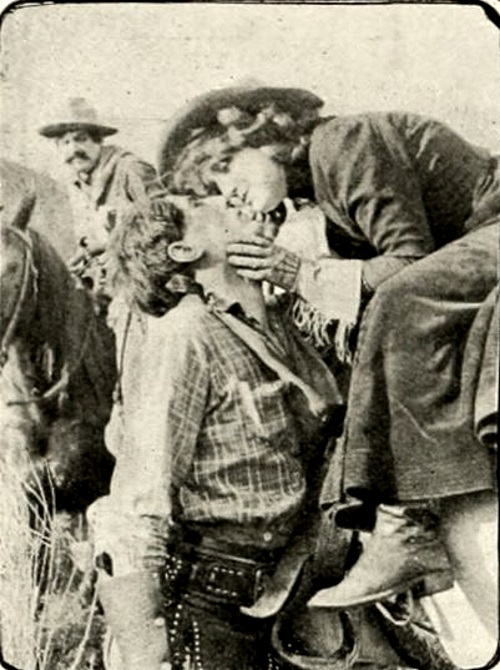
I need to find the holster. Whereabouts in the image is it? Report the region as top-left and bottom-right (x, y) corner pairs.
(98, 571), (169, 670)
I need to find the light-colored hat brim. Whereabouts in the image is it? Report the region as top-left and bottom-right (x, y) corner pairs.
(38, 122), (118, 138)
(158, 86), (324, 178)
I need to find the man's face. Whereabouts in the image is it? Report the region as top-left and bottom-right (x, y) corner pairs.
(183, 196), (283, 266)
(56, 130), (102, 177)
(211, 147), (287, 214)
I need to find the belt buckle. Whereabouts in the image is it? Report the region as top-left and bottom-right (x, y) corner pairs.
(192, 551), (269, 607)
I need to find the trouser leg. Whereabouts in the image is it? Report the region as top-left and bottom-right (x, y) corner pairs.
(343, 222), (499, 503)
(314, 224), (499, 609)
(166, 596), (274, 670)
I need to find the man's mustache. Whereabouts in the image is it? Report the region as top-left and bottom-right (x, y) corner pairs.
(66, 151), (90, 164)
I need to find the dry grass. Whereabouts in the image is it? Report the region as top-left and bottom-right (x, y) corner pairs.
(0, 459), (105, 670)
(0, 461), (36, 669)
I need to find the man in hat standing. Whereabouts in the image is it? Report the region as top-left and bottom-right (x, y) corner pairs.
(39, 97), (162, 302)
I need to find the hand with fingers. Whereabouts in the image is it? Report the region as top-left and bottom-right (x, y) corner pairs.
(226, 233), (301, 290)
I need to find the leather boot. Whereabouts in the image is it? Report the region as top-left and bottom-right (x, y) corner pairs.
(308, 504), (453, 609)
(98, 571), (169, 670)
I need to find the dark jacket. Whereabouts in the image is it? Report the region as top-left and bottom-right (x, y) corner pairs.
(309, 112), (492, 290)
(312, 114), (499, 503)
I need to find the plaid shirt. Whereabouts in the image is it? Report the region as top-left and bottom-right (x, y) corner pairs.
(168, 296), (308, 525)
(90, 293), (340, 574)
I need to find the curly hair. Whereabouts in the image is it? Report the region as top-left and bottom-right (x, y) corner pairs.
(167, 103), (319, 197)
(108, 201), (198, 316)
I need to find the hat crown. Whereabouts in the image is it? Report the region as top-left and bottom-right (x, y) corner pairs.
(38, 97), (117, 138)
(64, 97), (99, 124)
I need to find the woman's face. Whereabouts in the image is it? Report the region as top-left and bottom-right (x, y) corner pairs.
(211, 147), (287, 214)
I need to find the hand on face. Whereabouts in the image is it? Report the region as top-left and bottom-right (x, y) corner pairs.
(226, 233), (272, 278)
(178, 196), (279, 264)
(165, 193), (289, 286)
(226, 232), (287, 283)
(225, 202), (301, 288)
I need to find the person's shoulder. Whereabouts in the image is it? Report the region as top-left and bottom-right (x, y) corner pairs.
(104, 144), (155, 170)
(145, 294), (214, 359)
(313, 112), (384, 133)
(311, 113), (380, 152)
(150, 294), (208, 334)
(312, 111), (432, 139)
(311, 112), (442, 162)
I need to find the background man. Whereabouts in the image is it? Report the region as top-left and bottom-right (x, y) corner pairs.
(38, 97), (161, 300)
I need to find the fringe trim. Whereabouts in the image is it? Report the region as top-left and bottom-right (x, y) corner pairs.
(290, 297), (354, 365)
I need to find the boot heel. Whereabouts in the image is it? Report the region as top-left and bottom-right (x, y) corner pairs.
(413, 569), (454, 598)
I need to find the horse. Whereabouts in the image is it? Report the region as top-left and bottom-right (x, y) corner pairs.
(0, 219), (117, 510)
(0, 206), (117, 668)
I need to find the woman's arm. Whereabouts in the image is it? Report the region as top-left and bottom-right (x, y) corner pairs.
(311, 115), (436, 292)
(226, 235), (362, 323)
(228, 116), (435, 320)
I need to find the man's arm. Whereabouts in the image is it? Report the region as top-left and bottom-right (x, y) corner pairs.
(90, 307), (209, 669)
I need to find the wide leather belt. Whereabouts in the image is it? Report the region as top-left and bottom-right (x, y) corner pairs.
(165, 540), (280, 609)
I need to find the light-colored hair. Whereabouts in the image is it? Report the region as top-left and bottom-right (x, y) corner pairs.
(167, 103), (319, 197)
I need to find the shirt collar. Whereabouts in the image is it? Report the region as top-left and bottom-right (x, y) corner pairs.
(206, 292), (262, 329)
(206, 292), (243, 315)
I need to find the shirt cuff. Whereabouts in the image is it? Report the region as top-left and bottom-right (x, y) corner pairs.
(296, 258), (363, 324)
(269, 248), (301, 291)
(362, 255), (417, 294)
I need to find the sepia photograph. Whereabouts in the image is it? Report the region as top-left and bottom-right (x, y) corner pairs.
(0, 2), (499, 670)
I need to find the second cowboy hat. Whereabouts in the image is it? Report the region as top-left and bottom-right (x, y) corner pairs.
(38, 98), (118, 139)
(158, 85), (324, 179)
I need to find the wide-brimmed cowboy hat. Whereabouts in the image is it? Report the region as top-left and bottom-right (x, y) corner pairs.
(158, 85), (324, 178)
(38, 98), (118, 139)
